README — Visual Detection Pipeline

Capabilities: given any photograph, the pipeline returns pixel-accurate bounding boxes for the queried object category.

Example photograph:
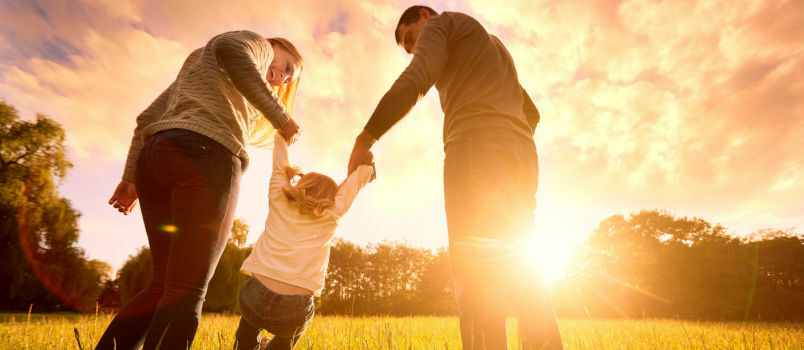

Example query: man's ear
[420,8,432,20]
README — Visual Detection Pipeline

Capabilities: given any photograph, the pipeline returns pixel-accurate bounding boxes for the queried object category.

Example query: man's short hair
[395,5,438,44]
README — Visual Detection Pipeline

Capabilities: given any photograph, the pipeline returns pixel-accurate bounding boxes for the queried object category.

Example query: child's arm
[268,135,290,198]
[330,164,374,218]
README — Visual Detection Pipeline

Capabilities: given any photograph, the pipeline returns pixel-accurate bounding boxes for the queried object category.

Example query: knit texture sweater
[240,137,374,296]
[122,30,291,181]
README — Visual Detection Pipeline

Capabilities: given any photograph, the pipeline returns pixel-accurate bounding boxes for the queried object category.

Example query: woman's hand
[278,118,300,145]
[108,179,138,215]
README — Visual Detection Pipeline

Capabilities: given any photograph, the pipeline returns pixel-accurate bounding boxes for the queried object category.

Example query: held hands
[108,179,138,215]
[278,118,300,145]
[348,130,377,182]
[363,150,377,182]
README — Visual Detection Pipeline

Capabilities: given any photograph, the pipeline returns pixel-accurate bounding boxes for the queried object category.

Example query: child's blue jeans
[234,277,315,350]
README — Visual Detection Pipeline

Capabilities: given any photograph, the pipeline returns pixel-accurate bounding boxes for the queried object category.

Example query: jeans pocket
[153,140,210,185]
[238,278,271,324]
[264,296,309,322]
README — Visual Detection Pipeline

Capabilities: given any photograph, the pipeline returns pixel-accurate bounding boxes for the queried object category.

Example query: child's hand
[362,151,374,165]
[363,151,377,182]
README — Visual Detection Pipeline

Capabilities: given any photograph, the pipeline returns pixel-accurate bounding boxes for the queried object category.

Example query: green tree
[205,218,252,311]
[318,239,368,314]
[413,248,455,315]
[229,218,249,248]
[554,210,803,321]
[318,240,455,316]
[115,219,254,311]
[0,101,109,312]
[204,244,251,312]
[117,247,153,305]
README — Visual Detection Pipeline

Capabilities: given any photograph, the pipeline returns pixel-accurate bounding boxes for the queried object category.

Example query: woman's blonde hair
[249,37,304,148]
[282,165,338,216]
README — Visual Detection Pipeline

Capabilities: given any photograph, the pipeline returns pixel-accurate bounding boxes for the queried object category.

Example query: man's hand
[108,179,138,215]
[348,130,376,175]
[278,118,300,144]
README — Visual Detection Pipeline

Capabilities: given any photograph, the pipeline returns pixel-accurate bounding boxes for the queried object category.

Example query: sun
[523,233,574,286]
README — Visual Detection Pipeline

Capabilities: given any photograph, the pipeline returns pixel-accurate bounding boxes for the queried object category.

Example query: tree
[554,210,804,321]
[117,247,153,305]
[318,239,368,314]
[318,240,455,316]
[0,101,109,312]
[229,218,249,248]
[116,219,255,311]
[205,218,252,311]
[413,248,456,315]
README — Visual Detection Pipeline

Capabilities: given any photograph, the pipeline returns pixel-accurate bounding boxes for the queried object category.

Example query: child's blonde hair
[282,165,338,216]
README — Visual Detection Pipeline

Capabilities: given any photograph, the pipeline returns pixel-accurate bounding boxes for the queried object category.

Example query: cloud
[1,0,801,267]
[464,0,803,226]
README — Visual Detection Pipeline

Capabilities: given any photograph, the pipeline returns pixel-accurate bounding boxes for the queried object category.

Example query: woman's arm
[111,82,174,215]
[211,31,290,130]
[121,82,174,182]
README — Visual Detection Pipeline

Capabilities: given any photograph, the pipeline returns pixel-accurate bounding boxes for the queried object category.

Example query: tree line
[105,212,803,321]
[2,101,802,320]
[551,211,804,321]
[103,222,457,316]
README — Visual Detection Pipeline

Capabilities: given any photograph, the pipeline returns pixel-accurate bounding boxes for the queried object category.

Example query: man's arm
[348,130,377,175]
[521,86,540,135]
[350,20,450,174]
[211,31,290,130]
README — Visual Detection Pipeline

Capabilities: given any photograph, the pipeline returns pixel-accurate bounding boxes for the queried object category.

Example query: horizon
[1,0,802,273]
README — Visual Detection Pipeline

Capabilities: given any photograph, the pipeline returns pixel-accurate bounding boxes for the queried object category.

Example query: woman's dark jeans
[96,129,242,350]
[234,277,315,350]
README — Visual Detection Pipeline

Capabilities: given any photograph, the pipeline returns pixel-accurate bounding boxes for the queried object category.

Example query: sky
[1,0,802,274]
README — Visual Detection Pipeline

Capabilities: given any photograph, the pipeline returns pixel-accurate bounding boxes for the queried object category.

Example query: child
[234,135,375,350]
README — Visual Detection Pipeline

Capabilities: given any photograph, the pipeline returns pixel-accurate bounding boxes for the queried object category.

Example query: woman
[97,31,303,350]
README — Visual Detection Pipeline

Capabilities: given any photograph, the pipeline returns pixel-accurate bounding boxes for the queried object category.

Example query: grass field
[1,312,803,349]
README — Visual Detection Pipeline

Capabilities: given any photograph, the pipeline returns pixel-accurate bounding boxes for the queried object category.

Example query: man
[348,5,563,350]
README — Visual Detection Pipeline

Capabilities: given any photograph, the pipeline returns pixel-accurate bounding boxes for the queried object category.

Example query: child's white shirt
[240,136,373,296]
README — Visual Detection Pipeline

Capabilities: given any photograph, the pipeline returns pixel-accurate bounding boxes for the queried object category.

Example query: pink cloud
[1,0,801,267]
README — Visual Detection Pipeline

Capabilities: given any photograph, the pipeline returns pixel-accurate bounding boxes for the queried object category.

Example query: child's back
[234,135,373,350]
[241,136,373,295]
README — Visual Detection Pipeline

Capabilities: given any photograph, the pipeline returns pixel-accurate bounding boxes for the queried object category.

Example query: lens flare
[17,172,90,311]
[161,224,178,233]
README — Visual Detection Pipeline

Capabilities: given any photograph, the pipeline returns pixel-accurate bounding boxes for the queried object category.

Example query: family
[100,5,562,350]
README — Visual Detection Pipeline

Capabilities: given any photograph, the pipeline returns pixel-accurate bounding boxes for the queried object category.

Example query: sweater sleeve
[329,165,374,218]
[268,135,290,198]
[364,18,450,139]
[521,86,540,135]
[121,82,174,182]
[211,31,290,129]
